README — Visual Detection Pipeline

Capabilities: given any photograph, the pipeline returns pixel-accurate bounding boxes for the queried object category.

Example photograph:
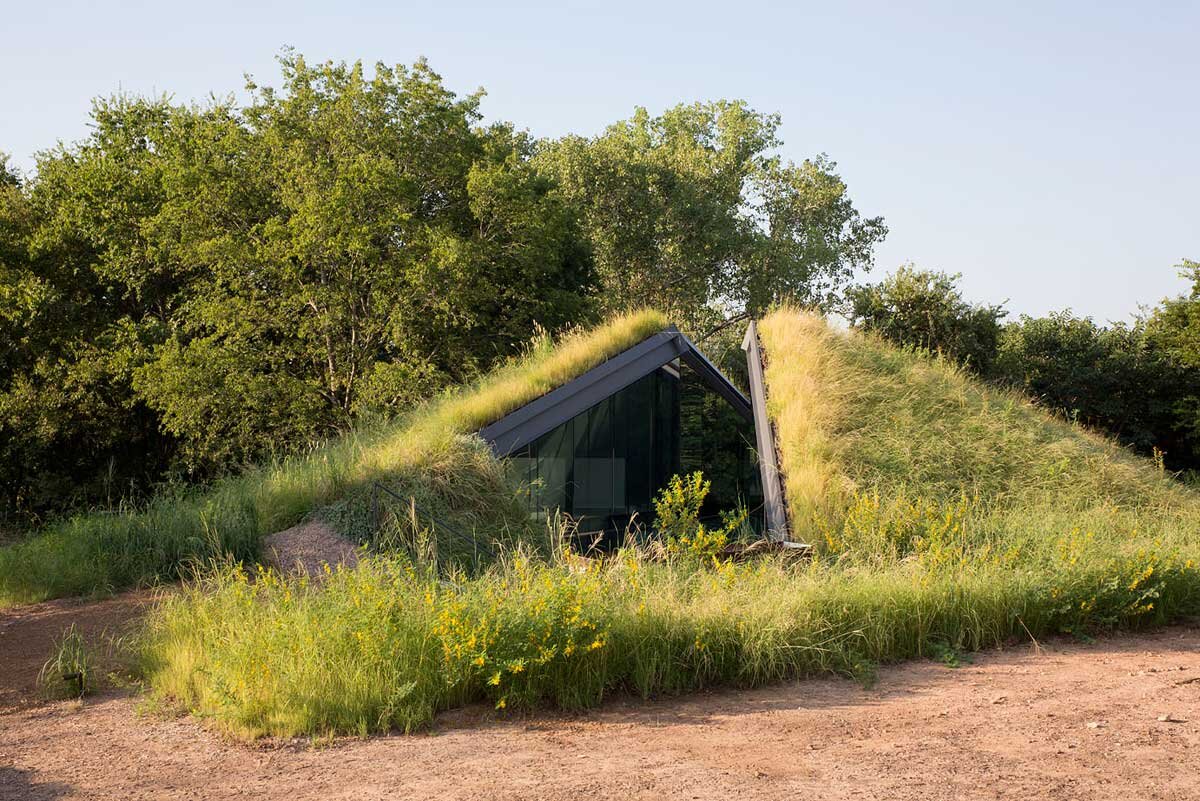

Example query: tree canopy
[537,102,886,329]
[844,265,1006,373]
[0,54,885,520]
[1145,261,1200,455]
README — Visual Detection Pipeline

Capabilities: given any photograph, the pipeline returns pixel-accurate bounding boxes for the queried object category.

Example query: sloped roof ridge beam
[742,320,791,542]
[479,330,687,456]
[478,327,753,457]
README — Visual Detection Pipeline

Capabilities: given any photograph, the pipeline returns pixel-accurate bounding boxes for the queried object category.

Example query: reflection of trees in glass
[679,367,762,524]
[511,360,761,535]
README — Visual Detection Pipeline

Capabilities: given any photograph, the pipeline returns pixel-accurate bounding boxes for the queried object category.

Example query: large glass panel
[536,422,570,515]
[575,394,614,522]
[622,374,653,520]
[510,360,760,538]
[678,364,764,531]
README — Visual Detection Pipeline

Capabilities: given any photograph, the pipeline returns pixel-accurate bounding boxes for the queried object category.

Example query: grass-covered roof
[0,311,669,607]
[756,307,1200,557]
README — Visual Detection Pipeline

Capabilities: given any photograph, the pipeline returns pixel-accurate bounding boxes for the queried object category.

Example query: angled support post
[742,321,791,543]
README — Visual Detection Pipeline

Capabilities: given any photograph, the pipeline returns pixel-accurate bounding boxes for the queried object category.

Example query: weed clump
[39,624,96,699]
[654,472,749,562]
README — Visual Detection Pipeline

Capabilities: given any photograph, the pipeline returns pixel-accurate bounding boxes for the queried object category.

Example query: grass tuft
[38,624,96,699]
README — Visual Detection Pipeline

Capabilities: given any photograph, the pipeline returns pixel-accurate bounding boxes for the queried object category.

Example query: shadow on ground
[0,766,72,801]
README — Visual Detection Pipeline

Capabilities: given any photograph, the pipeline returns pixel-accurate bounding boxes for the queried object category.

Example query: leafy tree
[0,55,597,514]
[845,266,1007,373]
[994,311,1190,464]
[536,102,886,328]
[0,131,178,517]
[1144,260,1200,457]
[0,154,31,378]
[132,56,595,469]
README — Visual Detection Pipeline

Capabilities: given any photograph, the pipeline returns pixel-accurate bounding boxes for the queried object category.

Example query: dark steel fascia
[478,328,752,456]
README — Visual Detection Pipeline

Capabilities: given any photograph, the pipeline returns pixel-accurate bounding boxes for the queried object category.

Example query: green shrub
[654,472,748,562]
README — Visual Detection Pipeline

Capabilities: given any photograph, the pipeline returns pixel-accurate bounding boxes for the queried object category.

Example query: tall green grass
[756,307,1200,548]
[0,310,669,607]
[141,531,1200,740]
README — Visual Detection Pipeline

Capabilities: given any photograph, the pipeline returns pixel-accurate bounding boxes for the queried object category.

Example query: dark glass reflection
[511,367,679,535]
[512,361,763,542]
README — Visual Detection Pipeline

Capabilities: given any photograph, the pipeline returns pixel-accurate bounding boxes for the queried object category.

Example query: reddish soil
[0,591,156,710]
[2,596,1199,800]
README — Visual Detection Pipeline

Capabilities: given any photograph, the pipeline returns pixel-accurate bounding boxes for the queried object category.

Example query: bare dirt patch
[0,591,156,710]
[2,596,1199,801]
[263,521,359,576]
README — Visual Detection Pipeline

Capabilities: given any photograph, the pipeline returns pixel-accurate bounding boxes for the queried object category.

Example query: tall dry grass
[755,312,849,531]
[140,534,1200,740]
[757,307,1200,549]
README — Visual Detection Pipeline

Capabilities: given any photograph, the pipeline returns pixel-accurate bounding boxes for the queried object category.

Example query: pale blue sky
[2,1,1196,322]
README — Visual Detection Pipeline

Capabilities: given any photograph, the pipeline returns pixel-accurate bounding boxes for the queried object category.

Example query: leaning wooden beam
[742,320,791,543]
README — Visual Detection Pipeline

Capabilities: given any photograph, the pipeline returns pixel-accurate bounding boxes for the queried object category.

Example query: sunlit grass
[0,310,669,607]
[757,307,1200,549]
[755,312,848,532]
[141,531,1200,740]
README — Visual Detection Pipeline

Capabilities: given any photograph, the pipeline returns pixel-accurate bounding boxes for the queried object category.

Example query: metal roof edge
[477,326,752,456]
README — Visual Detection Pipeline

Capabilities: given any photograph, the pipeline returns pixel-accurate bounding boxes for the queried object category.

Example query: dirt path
[0,591,156,710]
[2,599,1199,801]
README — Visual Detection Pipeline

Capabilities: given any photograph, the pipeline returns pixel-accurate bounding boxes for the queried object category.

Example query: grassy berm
[129,308,1200,740]
[0,310,669,606]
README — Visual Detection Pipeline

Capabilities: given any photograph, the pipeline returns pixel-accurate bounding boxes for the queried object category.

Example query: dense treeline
[845,263,1200,476]
[0,54,884,521]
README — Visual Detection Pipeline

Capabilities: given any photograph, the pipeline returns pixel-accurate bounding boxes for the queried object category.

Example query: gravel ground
[262,521,359,576]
